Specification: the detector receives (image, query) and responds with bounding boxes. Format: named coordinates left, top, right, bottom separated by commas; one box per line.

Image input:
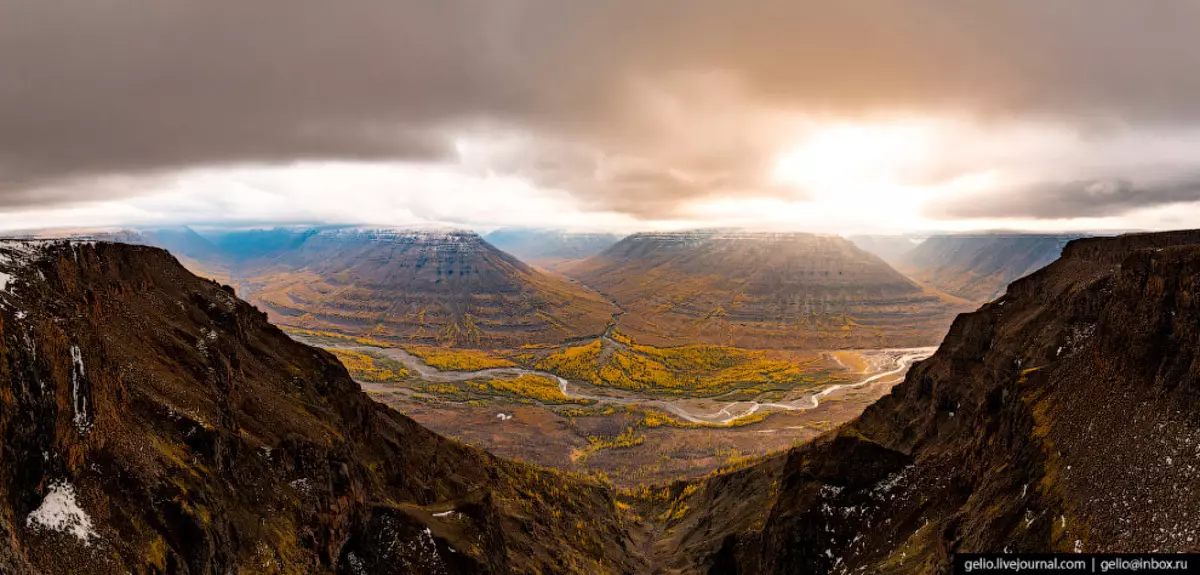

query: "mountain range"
left=2, top=229, right=1199, bottom=572
left=110, top=225, right=971, bottom=351
left=234, top=228, right=618, bottom=347
left=120, top=227, right=619, bottom=348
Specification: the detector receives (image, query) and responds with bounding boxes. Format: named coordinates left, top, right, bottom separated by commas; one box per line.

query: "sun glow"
left=772, top=120, right=960, bottom=229
left=771, top=120, right=942, bottom=224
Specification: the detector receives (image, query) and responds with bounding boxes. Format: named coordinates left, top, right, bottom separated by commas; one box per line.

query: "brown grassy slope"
left=562, top=231, right=968, bottom=349
left=0, top=240, right=643, bottom=575
left=232, top=229, right=618, bottom=348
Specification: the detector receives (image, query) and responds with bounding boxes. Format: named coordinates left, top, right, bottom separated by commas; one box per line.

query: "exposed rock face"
left=657, top=230, right=1200, bottom=573
left=168, top=227, right=619, bottom=348
left=0, top=240, right=642, bottom=574
left=896, top=234, right=1084, bottom=302
left=562, top=230, right=967, bottom=348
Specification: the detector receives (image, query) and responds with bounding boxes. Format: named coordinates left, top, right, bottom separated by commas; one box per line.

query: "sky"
left=3, top=1, right=1200, bottom=235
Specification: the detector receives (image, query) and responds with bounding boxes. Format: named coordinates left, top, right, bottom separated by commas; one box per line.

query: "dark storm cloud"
left=931, top=176, right=1200, bottom=220
left=3, top=0, right=1200, bottom=214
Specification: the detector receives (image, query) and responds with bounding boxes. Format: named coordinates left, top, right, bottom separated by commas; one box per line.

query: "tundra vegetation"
left=292, top=324, right=879, bottom=486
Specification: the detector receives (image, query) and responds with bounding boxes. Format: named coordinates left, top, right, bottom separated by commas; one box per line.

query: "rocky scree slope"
left=0, top=240, right=642, bottom=575
left=647, top=230, right=1200, bottom=574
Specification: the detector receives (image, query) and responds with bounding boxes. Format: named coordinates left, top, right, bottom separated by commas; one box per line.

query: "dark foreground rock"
left=0, top=240, right=643, bottom=575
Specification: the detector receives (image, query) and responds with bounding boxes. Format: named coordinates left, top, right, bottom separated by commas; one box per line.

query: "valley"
left=3, top=230, right=1199, bottom=574
left=291, top=328, right=932, bottom=485
left=854, top=232, right=1087, bottom=303
left=119, top=226, right=963, bottom=486
left=7, top=5, right=1199, bottom=572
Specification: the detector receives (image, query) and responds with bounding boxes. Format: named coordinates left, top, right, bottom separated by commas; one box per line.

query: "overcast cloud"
left=3, top=1, right=1200, bottom=230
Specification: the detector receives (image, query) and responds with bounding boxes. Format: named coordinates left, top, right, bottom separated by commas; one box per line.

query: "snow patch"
left=70, top=345, right=92, bottom=433
left=289, top=478, right=312, bottom=495
left=496, top=413, right=513, bottom=421
left=26, top=480, right=98, bottom=545
left=346, top=550, right=367, bottom=575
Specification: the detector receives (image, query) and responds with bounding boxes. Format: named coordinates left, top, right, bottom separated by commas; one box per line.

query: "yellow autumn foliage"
left=327, top=349, right=410, bottom=382
left=476, top=375, right=591, bottom=405
left=537, top=339, right=829, bottom=396
left=406, top=346, right=516, bottom=370
left=638, top=408, right=770, bottom=429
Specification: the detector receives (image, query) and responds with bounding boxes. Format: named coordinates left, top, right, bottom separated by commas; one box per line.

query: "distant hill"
left=561, top=230, right=968, bottom=348
left=483, top=228, right=624, bottom=270
left=896, top=233, right=1085, bottom=302
left=227, top=227, right=619, bottom=347
left=138, top=226, right=223, bottom=261
left=846, top=234, right=925, bottom=264
left=202, top=227, right=319, bottom=262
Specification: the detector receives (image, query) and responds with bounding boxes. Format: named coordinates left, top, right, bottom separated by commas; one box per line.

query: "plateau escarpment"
left=562, top=230, right=968, bottom=348
left=895, top=233, right=1085, bottom=302
left=204, top=228, right=619, bottom=348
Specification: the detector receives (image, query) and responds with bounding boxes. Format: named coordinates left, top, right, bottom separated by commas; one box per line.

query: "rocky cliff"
left=0, top=240, right=642, bottom=574
left=651, top=230, right=1200, bottom=573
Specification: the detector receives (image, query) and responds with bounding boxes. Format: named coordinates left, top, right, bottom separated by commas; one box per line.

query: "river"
left=297, top=336, right=935, bottom=425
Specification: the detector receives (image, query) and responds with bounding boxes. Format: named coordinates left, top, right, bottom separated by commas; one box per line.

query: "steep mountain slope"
left=897, top=233, right=1084, bottom=302
left=652, top=230, right=1200, bottom=573
left=236, top=228, right=619, bottom=347
left=0, top=240, right=643, bottom=574
left=562, top=230, right=967, bottom=349
left=484, top=228, right=624, bottom=270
